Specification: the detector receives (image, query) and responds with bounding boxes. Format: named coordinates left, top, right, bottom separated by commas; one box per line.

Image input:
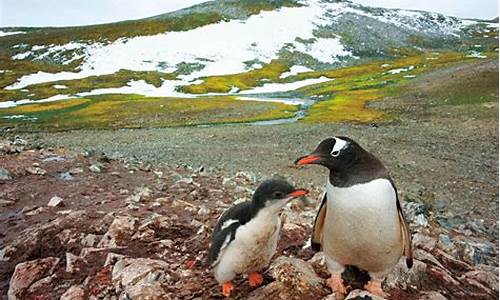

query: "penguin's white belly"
left=323, top=178, right=403, bottom=273
left=214, top=214, right=280, bottom=283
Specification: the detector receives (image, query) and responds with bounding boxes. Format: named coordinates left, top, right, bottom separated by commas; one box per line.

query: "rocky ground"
left=0, top=59, right=498, bottom=299
left=0, top=137, right=498, bottom=300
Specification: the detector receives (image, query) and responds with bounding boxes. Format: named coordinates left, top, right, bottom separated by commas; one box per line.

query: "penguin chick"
left=206, top=178, right=308, bottom=297
left=295, top=136, right=412, bottom=298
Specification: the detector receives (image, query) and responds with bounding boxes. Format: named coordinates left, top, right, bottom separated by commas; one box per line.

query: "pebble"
left=68, top=167, right=84, bottom=175
left=0, top=168, right=12, bottom=180
left=88, top=164, right=101, bottom=173
left=26, top=166, right=47, bottom=176
left=48, top=196, right=64, bottom=207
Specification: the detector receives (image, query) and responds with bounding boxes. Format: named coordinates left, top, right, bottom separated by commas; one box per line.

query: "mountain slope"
left=0, top=0, right=497, bottom=105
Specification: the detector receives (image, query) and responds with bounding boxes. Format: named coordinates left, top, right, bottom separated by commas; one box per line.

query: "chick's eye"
left=274, top=192, right=284, bottom=198
left=331, top=150, right=340, bottom=157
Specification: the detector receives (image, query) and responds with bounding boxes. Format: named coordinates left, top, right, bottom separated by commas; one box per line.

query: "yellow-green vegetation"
left=0, top=95, right=298, bottom=131
left=180, top=60, right=290, bottom=94
left=1, top=69, right=176, bottom=102
left=299, top=51, right=498, bottom=123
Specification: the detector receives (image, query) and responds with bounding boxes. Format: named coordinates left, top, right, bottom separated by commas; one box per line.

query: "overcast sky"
left=0, top=0, right=498, bottom=28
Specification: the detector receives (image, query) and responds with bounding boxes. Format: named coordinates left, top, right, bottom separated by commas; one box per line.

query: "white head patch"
left=331, top=137, right=348, bottom=157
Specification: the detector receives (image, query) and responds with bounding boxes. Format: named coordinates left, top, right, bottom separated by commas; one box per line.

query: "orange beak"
left=295, top=155, right=320, bottom=165
left=288, top=189, right=308, bottom=198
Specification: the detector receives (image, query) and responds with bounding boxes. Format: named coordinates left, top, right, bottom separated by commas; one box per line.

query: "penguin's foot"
left=364, top=280, right=387, bottom=298
left=326, top=274, right=346, bottom=295
left=222, top=281, right=234, bottom=298
left=248, top=272, right=264, bottom=287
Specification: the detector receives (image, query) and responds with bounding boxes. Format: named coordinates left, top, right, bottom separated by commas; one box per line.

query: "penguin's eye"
left=273, top=191, right=284, bottom=198
left=331, top=150, right=340, bottom=157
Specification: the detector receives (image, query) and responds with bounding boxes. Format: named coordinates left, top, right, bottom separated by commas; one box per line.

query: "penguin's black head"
left=294, top=136, right=360, bottom=171
left=252, top=178, right=308, bottom=212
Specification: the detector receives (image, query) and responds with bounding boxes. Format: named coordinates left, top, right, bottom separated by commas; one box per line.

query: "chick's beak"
left=294, top=154, right=320, bottom=165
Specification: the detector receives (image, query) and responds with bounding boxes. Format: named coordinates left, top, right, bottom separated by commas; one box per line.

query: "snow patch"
left=0, top=31, right=25, bottom=37
left=239, top=76, right=332, bottom=94
left=279, top=65, right=313, bottom=78
left=386, top=66, right=414, bottom=74
left=77, top=80, right=196, bottom=98
left=0, top=95, right=77, bottom=108
left=466, top=51, right=487, bottom=58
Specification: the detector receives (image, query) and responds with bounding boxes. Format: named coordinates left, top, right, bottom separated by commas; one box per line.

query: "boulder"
left=8, top=257, right=60, bottom=299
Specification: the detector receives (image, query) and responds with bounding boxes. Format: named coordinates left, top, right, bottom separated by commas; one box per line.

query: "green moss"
left=180, top=60, right=290, bottom=94
left=0, top=69, right=176, bottom=102
left=0, top=94, right=298, bottom=131
left=299, top=52, right=481, bottom=123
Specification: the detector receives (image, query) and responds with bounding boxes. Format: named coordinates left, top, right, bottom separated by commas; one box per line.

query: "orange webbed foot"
left=248, top=272, right=264, bottom=287
left=327, top=274, right=347, bottom=295
left=222, top=281, right=234, bottom=298
left=364, top=280, right=388, bottom=299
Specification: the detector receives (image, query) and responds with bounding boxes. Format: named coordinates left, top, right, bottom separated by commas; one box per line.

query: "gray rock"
left=402, top=202, right=429, bottom=227
left=26, top=166, right=47, bottom=176
left=57, top=172, right=74, bottom=181
left=197, top=204, right=210, bottom=217
left=248, top=256, right=329, bottom=300
left=0, top=199, right=15, bottom=207
left=80, top=233, right=100, bottom=247
left=8, top=257, right=60, bottom=300
left=385, top=259, right=427, bottom=290
left=454, top=239, right=496, bottom=266
left=68, top=167, right=84, bottom=175
left=47, top=196, right=64, bottom=207
left=0, top=168, right=12, bottom=180
left=89, top=164, right=102, bottom=173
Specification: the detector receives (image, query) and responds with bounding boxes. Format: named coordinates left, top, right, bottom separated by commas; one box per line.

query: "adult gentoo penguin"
left=206, top=178, right=308, bottom=297
left=294, top=136, right=412, bottom=298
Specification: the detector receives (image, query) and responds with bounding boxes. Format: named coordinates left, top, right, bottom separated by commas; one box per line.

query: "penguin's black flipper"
left=206, top=201, right=253, bottom=267
left=205, top=221, right=241, bottom=267
left=311, top=193, right=327, bottom=252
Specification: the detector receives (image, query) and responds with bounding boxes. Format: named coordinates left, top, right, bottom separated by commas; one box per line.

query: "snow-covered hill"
left=0, top=0, right=497, bottom=102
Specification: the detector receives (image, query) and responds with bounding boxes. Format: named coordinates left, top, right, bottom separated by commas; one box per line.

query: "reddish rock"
left=60, top=285, right=85, bottom=300
left=98, top=216, right=138, bottom=248
left=8, top=257, right=59, bottom=300
left=248, top=256, right=329, bottom=300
